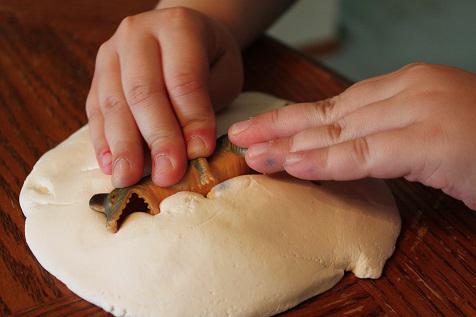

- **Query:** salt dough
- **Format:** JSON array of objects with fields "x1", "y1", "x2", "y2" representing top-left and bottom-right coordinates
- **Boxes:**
[{"x1": 20, "y1": 92, "x2": 400, "y2": 317}]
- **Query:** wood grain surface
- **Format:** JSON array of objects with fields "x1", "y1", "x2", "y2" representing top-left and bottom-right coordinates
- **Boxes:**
[{"x1": 0, "y1": 1, "x2": 475, "y2": 316}]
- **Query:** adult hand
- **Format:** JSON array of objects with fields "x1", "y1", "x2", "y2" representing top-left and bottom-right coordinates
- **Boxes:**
[
  {"x1": 86, "y1": 7, "x2": 242, "y2": 188},
  {"x1": 229, "y1": 63, "x2": 476, "y2": 210}
]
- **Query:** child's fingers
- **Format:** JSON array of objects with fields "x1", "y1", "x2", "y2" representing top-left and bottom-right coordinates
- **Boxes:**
[
  {"x1": 244, "y1": 94, "x2": 416, "y2": 173},
  {"x1": 85, "y1": 75, "x2": 112, "y2": 175},
  {"x1": 245, "y1": 138, "x2": 290, "y2": 174},
  {"x1": 289, "y1": 93, "x2": 419, "y2": 153},
  {"x1": 116, "y1": 30, "x2": 187, "y2": 187},
  {"x1": 95, "y1": 43, "x2": 144, "y2": 188},
  {"x1": 228, "y1": 69, "x2": 407, "y2": 147},
  {"x1": 158, "y1": 14, "x2": 216, "y2": 159},
  {"x1": 228, "y1": 100, "x2": 339, "y2": 147},
  {"x1": 283, "y1": 125, "x2": 424, "y2": 181}
]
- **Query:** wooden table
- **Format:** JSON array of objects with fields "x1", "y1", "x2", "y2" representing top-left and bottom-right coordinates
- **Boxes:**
[{"x1": 1, "y1": 1, "x2": 475, "y2": 316}]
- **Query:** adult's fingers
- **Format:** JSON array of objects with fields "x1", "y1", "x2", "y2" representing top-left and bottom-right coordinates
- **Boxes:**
[
  {"x1": 116, "y1": 27, "x2": 187, "y2": 187},
  {"x1": 95, "y1": 43, "x2": 144, "y2": 188},
  {"x1": 85, "y1": 75, "x2": 111, "y2": 175},
  {"x1": 228, "y1": 68, "x2": 409, "y2": 147},
  {"x1": 283, "y1": 125, "x2": 426, "y2": 181},
  {"x1": 158, "y1": 13, "x2": 216, "y2": 159}
]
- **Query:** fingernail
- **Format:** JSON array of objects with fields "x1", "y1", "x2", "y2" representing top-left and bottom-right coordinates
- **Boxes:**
[
  {"x1": 247, "y1": 142, "x2": 270, "y2": 158},
  {"x1": 154, "y1": 154, "x2": 174, "y2": 174},
  {"x1": 229, "y1": 120, "x2": 251, "y2": 136},
  {"x1": 101, "y1": 151, "x2": 112, "y2": 169},
  {"x1": 112, "y1": 157, "x2": 130, "y2": 187},
  {"x1": 187, "y1": 136, "x2": 207, "y2": 158},
  {"x1": 284, "y1": 153, "x2": 305, "y2": 167}
]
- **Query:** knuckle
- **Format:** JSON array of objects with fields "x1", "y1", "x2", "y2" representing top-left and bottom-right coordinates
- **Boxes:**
[
  {"x1": 97, "y1": 42, "x2": 111, "y2": 57},
  {"x1": 118, "y1": 15, "x2": 138, "y2": 35},
  {"x1": 346, "y1": 80, "x2": 367, "y2": 91},
  {"x1": 162, "y1": 7, "x2": 197, "y2": 25},
  {"x1": 268, "y1": 108, "x2": 284, "y2": 127},
  {"x1": 405, "y1": 61, "x2": 429, "y2": 70},
  {"x1": 101, "y1": 95, "x2": 125, "y2": 114},
  {"x1": 160, "y1": 7, "x2": 206, "y2": 35},
  {"x1": 167, "y1": 73, "x2": 206, "y2": 99},
  {"x1": 182, "y1": 114, "x2": 214, "y2": 131},
  {"x1": 402, "y1": 62, "x2": 436, "y2": 77},
  {"x1": 351, "y1": 137, "x2": 371, "y2": 167},
  {"x1": 126, "y1": 82, "x2": 160, "y2": 108},
  {"x1": 147, "y1": 130, "x2": 181, "y2": 150},
  {"x1": 395, "y1": 62, "x2": 439, "y2": 90},
  {"x1": 309, "y1": 97, "x2": 337, "y2": 124},
  {"x1": 326, "y1": 122, "x2": 343, "y2": 143}
]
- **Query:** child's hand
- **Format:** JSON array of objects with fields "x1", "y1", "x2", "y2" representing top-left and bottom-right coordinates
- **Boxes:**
[
  {"x1": 229, "y1": 63, "x2": 476, "y2": 210},
  {"x1": 86, "y1": 8, "x2": 242, "y2": 188}
]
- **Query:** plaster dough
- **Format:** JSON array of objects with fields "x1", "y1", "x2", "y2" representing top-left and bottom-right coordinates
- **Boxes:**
[{"x1": 20, "y1": 92, "x2": 400, "y2": 317}]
